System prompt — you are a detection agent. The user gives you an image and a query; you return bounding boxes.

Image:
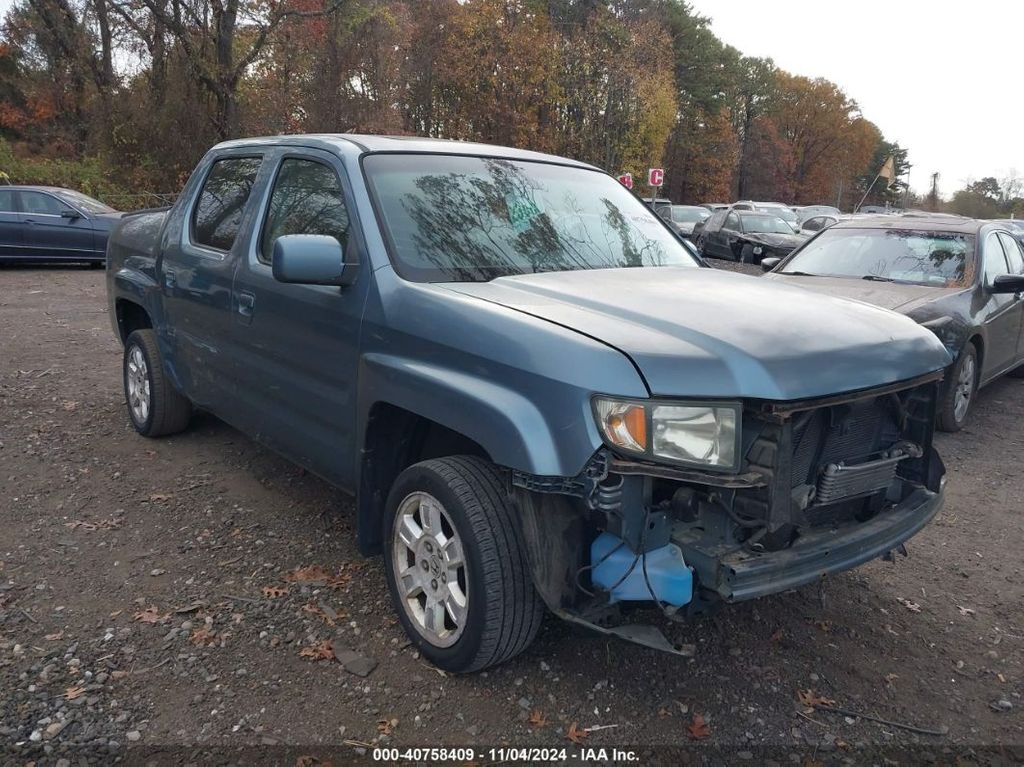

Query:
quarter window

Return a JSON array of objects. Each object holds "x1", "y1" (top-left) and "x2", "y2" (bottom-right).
[
  {"x1": 997, "y1": 232, "x2": 1024, "y2": 274},
  {"x1": 983, "y1": 233, "x2": 1010, "y2": 286},
  {"x1": 259, "y1": 159, "x2": 350, "y2": 264},
  {"x1": 192, "y1": 157, "x2": 262, "y2": 251},
  {"x1": 0, "y1": 190, "x2": 15, "y2": 213}
]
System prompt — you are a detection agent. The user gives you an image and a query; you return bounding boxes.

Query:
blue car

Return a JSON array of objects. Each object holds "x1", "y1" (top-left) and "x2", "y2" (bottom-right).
[{"x1": 0, "y1": 185, "x2": 123, "y2": 265}]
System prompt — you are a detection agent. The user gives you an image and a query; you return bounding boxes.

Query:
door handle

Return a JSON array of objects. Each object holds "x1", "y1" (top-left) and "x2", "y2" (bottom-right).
[
  {"x1": 164, "y1": 269, "x2": 177, "y2": 289},
  {"x1": 236, "y1": 291, "x2": 256, "y2": 326}
]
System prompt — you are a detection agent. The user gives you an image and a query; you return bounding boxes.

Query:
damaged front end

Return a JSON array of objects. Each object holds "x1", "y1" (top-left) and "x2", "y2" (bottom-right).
[{"x1": 511, "y1": 372, "x2": 946, "y2": 654}]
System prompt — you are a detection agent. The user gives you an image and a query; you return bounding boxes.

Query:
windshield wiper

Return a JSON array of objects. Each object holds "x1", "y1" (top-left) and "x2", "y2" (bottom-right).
[
  {"x1": 782, "y1": 270, "x2": 822, "y2": 277},
  {"x1": 861, "y1": 275, "x2": 895, "y2": 282}
]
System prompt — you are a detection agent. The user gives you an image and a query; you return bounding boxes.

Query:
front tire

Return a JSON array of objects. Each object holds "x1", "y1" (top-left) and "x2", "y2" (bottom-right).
[
  {"x1": 123, "y1": 329, "x2": 192, "y2": 437},
  {"x1": 383, "y1": 456, "x2": 544, "y2": 673},
  {"x1": 937, "y1": 343, "x2": 977, "y2": 432}
]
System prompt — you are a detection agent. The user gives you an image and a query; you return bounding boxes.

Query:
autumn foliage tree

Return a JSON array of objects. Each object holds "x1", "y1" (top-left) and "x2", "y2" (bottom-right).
[{"x1": 0, "y1": 0, "x2": 907, "y2": 208}]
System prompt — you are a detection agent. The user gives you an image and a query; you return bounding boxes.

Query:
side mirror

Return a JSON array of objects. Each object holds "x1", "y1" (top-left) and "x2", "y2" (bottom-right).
[
  {"x1": 272, "y1": 234, "x2": 356, "y2": 286},
  {"x1": 990, "y1": 273, "x2": 1024, "y2": 294},
  {"x1": 60, "y1": 209, "x2": 80, "y2": 220},
  {"x1": 760, "y1": 257, "x2": 781, "y2": 272}
]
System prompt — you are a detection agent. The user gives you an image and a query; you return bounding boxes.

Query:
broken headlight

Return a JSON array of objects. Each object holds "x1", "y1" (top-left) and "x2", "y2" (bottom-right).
[{"x1": 593, "y1": 397, "x2": 741, "y2": 471}]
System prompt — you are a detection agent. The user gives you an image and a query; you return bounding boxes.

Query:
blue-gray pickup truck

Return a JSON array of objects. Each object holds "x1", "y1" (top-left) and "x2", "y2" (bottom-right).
[{"x1": 107, "y1": 135, "x2": 951, "y2": 672}]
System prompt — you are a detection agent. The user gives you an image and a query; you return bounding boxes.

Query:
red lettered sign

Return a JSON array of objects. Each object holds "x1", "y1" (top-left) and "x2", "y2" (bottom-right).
[
  {"x1": 618, "y1": 173, "x2": 633, "y2": 189},
  {"x1": 648, "y1": 168, "x2": 665, "y2": 187}
]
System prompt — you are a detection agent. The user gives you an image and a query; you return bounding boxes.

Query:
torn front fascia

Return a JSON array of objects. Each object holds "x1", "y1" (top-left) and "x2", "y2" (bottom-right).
[{"x1": 511, "y1": 449, "x2": 767, "y2": 551}]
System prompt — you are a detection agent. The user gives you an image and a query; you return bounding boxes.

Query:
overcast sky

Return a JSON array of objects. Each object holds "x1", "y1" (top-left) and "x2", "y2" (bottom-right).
[{"x1": 686, "y1": 0, "x2": 1024, "y2": 197}]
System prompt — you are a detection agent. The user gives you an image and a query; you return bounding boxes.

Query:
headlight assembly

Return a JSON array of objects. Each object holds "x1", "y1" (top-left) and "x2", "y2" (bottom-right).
[{"x1": 593, "y1": 397, "x2": 741, "y2": 471}]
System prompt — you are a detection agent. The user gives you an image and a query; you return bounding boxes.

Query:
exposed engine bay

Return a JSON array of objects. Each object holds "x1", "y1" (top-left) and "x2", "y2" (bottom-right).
[{"x1": 512, "y1": 373, "x2": 946, "y2": 653}]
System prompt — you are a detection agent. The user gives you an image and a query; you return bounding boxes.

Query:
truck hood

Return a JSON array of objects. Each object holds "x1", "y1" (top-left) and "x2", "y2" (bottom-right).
[
  {"x1": 441, "y1": 267, "x2": 951, "y2": 401},
  {"x1": 764, "y1": 273, "x2": 962, "y2": 313}
]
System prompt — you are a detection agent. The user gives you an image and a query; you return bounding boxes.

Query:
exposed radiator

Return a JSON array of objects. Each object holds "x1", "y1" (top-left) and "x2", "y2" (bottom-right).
[{"x1": 815, "y1": 448, "x2": 915, "y2": 505}]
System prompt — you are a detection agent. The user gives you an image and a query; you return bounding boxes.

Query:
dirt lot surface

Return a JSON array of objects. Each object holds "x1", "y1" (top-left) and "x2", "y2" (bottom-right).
[{"x1": 2, "y1": 265, "x2": 1022, "y2": 763}]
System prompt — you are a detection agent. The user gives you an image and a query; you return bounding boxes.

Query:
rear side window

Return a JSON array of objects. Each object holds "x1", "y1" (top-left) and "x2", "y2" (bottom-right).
[
  {"x1": 192, "y1": 157, "x2": 262, "y2": 251},
  {"x1": 0, "y1": 189, "x2": 15, "y2": 213},
  {"x1": 259, "y1": 158, "x2": 350, "y2": 264}
]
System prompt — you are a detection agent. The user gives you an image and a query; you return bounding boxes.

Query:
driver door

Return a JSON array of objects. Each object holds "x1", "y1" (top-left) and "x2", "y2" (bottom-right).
[
  {"x1": 978, "y1": 232, "x2": 1024, "y2": 381},
  {"x1": 17, "y1": 190, "x2": 95, "y2": 261}
]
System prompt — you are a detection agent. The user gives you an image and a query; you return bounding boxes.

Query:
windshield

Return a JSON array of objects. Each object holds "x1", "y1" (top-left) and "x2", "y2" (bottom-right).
[
  {"x1": 364, "y1": 154, "x2": 700, "y2": 281},
  {"x1": 743, "y1": 215, "x2": 794, "y2": 234},
  {"x1": 781, "y1": 228, "x2": 975, "y2": 287},
  {"x1": 670, "y1": 206, "x2": 710, "y2": 223},
  {"x1": 54, "y1": 189, "x2": 114, "y2": 214}
]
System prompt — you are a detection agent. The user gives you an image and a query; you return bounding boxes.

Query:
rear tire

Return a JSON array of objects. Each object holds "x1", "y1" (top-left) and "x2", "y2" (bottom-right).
[
  {"x1": 383, "y1": 456, "x2": 544, "y2": 673},
  {"x1": 123, "y1": 329, "x2": 192, "y2": 437},
  {"x1": 937, "y1": 343, "x2": 977, "y2": 432}
]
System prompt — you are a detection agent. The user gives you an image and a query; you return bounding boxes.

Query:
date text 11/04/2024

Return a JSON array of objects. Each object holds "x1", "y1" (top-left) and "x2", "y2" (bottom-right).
[{"x1": 372, "y1": 747, "x2": 639, "y2": 762}]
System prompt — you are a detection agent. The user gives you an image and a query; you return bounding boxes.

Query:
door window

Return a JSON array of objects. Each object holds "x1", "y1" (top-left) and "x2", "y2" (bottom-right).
[
  {"x1": 997, "y1": 231, "x2": 1024, "y2": 274},
  {"x1": 983, "y1": 232, "x2": 1010, "y2": 287},
  {"x1": 259, "y1": 158, "x2": 350, "y2": 264},
  {"x1": 20, "y1": 191, "x2": 69, "y2": 216},
  {"x1": 191, "y1": 156, "x2": 262, "y2": 251},
  {"x1": 724, "y1": 212, "x2": 740, "y2": 231},
  {"x1": 0, "y1": 189, "x2": 15, "y2": 213}
]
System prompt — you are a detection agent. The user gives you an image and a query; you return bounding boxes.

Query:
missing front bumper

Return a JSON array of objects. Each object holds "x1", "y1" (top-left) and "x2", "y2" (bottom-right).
[{"x1": 707, "y1": 486, "x2": 943, "y2": 602}]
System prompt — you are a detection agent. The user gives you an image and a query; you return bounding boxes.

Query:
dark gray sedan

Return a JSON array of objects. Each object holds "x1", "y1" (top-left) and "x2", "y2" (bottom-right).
[
  {"x1": 763, "y1": 215, "x2": 1024, "y2": 431},
  {"x1": 0, "y1": 186, "x2": 122, "y2": 265}
]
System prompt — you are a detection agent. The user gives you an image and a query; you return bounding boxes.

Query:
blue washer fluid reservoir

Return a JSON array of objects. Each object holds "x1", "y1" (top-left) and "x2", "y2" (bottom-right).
[{"x1": 590, "y1": 531, "x2": 693, "y2": 607}]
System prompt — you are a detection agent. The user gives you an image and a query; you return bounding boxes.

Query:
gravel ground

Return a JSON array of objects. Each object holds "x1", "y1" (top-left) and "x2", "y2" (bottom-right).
[{"x1": 1, "y1": 264, "x2": 1022, "y2": 763}]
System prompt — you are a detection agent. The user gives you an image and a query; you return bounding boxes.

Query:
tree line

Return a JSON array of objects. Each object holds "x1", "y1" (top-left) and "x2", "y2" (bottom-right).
[{"x1": 0, "y1": 0, "x2": 908, "y2": 209}]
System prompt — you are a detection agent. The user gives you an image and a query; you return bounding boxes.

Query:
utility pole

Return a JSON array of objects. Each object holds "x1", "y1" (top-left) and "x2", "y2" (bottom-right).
[{"x1": 927, "y1": 172, "x2": 939, "y2": 211}]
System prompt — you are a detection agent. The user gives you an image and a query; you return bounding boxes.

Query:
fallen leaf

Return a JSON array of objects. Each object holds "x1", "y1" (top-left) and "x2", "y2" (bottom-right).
[
  {"x1": 896, "y1": 597, "x2": 921, "y2": 613},
  {"x1": 44, "y1": 631, "x2": 64, "y2": 641},
  {"x1": 957, "y1": 605, "x2": 976, "y2": 617},
  {"x1": 133, "y1": 606, "x2": 169, "y2": 625},
  {"x1": 64, "y1": 686, "x2": 86, "y2": 700},
  {"x1": 284, "y1": 565, "x2": 350, "y2": 588},
  {"x1": 657, "y1": 707, "x2": 671, "y2": 718},
  {"x1": 686, "y1": 714, "x2": 711, "y2": 739},
  {"x1": 262, "y1": 586, "x2": 289, "y2": 599},
  {"x1": 149, "y1": 493, "x2": 173, "y2": 502},
  {"x1": 797, "y1": 689, "x2": 836, "y2": 708},
  {"x1": 566, "y1": 721, "x2": 588, "y2": 744},
  {"x1": 302, "y1": 602, "x2": 336, "y2": 626},
  {"x1": 770, "y1": 628, "x2": 784, "y2": 643},
  {"x1": 528, "y1": 709, "x2": 548, "y2": 728},
  {"x1": 299, "y1": 640, "x2": 336, "y2": 662},
  {"x1": 190, "y1": 627, "x2": 219, "y2": 647},
  {"x1": 376, "y1": 718, "x2": 393, "y2": 736}
]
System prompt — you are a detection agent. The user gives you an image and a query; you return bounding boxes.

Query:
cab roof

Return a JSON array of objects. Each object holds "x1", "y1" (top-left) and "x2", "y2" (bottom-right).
[{"x1": 213, "y1": 133, "x2": 601, "y2": 171}]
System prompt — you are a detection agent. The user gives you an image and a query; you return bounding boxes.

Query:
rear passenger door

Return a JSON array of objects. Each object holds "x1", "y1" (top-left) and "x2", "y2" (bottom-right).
[
  {"x1": 227, "y1": 150, "x2": 368, "y2": 487},
  {"x1": 159, "y1": 152, "x2": 266, "y2": 407}
]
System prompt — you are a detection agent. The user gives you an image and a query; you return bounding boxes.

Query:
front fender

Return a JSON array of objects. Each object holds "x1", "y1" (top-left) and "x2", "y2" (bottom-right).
[{"x1": 357, "y1": 353, "x2": 596, "y2": 477}]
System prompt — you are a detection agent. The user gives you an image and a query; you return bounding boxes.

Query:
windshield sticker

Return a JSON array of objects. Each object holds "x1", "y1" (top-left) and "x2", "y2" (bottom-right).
[{"x1": 505, "y1": 193, "x2": 544, "y2": 234}]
